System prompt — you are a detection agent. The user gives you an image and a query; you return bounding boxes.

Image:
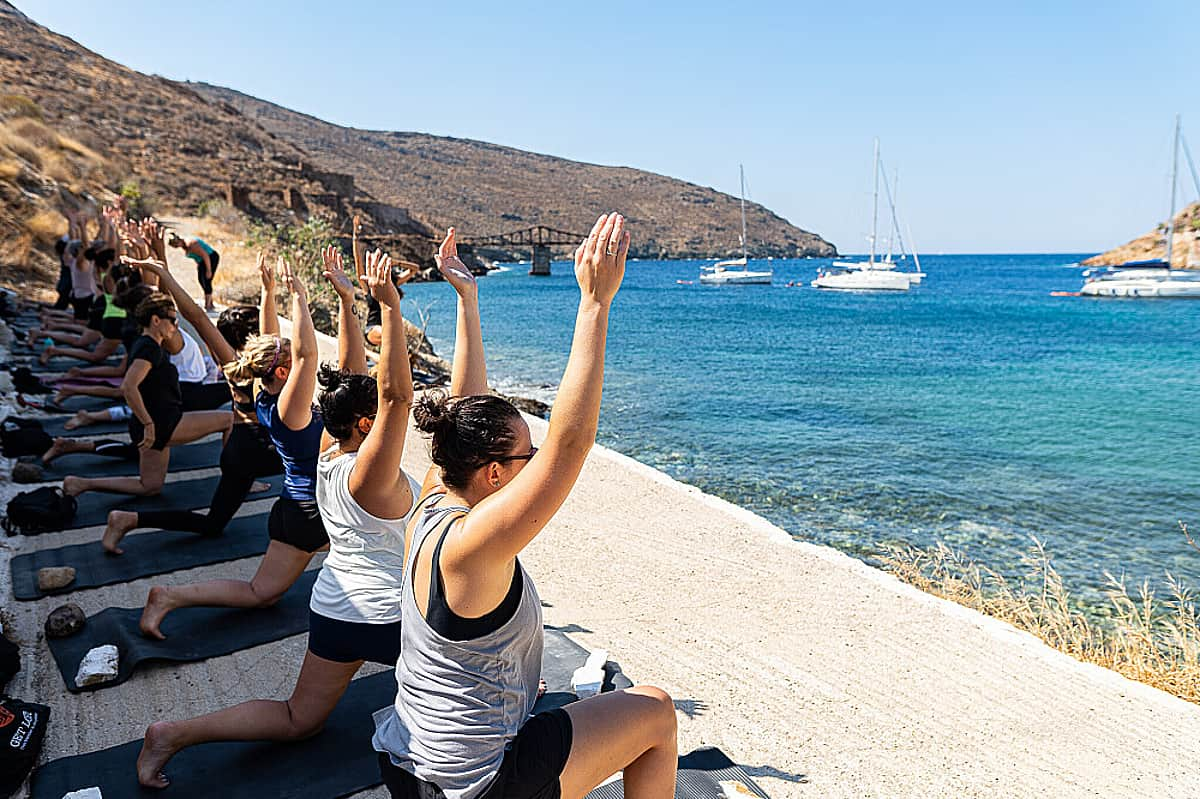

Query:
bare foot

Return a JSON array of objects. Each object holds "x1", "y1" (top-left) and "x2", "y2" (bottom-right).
[
  {"x1": 24, "y1": 328, "x2": 41, "y2": 347},
  {"x1": 38, "y1": 349, "x2": 52, "y2": 366},
  {"x1": 136, "y1": 721, "x2": 180, "y2": 788},
  {"x1": 53, "y1": 389, "x2": 73, "y2": 404},
  {"x1": 140, "y1": 586, "x2": 174, "y2": 640},
  {"x1": 250, "y1": 480, "x2": 270, "y2": 493},
  {"x1": 61, "y1": 475, "x2": 85, "y2": 497},
  {"x1": 62, "y1": 411, "x2": 90, "y2": 431},
  {"x1": 102, "y1": 510, "x2": 138, "y2": 555},
  {"x1": 42, "y1": 437, "x2": 72, "y2": 464}
]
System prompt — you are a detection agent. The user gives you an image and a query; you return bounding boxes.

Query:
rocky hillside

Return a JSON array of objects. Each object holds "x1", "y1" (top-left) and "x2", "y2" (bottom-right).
[
  {"x1": 1083, "y1": 201, "x2": 1200, "y2": 268},
  {"x1": 188, "y1": 82, "x2": 836, "y2": 260}
]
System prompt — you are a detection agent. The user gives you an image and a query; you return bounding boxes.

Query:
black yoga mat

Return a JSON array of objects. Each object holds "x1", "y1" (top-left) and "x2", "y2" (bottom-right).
[
  {"x1": 590, "y1": 748, "x2": 774, "y2": 799},
  {"x1": 31, "y1": 628, "x2": 626, "y2": 798},
  {"x1": 25, "y1": 355, "x2": 125, "y2": 373},
  {"x1": 68, "y1": 474, "x2": 281, "y2": 529},
  {"x1": 37, "y1": 439, "x2": 224, "y2": 481},
  {"x1": 11, "y1": 512, "x2": 269, "y2": 600},
  {"x1": 48, "y1": 568, "x2": 319, "y2": 693},
  {"x1": 42, "y1": 414, "x2": 129, "y2": 437}
]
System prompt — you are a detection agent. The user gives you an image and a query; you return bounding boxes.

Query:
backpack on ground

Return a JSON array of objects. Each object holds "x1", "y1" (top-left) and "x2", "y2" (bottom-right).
[
  {"x1": 0, "y1": 417, "x2": 52, "y2": 458},
  {"x1": 9, "y1": 367, "x2": 50, "y2": 395},
  {"x1": 0, "y1": 696, "x2": 49, "y2": 799},
  {"x1": 2, "y1": 487, "x2": 77, "y2": 536}
]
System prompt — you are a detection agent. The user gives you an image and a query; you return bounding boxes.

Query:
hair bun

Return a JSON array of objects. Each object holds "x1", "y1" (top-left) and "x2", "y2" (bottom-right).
[{"x1": 413, "y1": 390, "x2": 454, "y2": 434}]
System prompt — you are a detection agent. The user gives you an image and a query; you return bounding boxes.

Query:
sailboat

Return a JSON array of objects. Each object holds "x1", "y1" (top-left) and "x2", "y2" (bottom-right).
[
  {"x1": 699, "y1": 165, "x2": 773, "y2": 285},
  {"x1": 814, "y1": 139, "x2": 924, "y2": 291},
  {"x1": 1080, "y1": 115, "x2": 1200, "y2": 298}
]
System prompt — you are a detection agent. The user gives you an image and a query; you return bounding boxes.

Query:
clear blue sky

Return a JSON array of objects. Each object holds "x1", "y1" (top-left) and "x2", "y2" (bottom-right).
[{"x1": 14, "y1": 0, "x2": 1200, "y2": 253}]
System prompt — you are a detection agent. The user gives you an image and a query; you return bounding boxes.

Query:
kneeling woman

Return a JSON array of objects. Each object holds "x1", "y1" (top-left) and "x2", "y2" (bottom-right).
[
  {"x1": 374, "y1": 217, "x2": 678, "y2": 799},
  {"x1": 135, "y1": 257, "x2": 329, "y2": 641},
  {"x1": 60, "y1": 292, "x2": 232, "y2": 499},
  {"x1": 136, "y1": 249, "x2": 421, "y2": 788}
]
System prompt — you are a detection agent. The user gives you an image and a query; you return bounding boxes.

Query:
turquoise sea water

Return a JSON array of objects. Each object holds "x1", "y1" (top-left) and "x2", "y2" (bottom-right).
[{"x1": 402, "y1": 255, "x2": 1200, "y2": 606}]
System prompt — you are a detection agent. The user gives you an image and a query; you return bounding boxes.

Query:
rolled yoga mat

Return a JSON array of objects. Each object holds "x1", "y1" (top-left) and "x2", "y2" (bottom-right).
[
  {"x1": 31, "y1": 628, "x2": 632, "y2": 798},
  {"x1": 11, "y1": 512, "x2": 270, "y2": 601},
  {"x1": 66, "y1": 473, "x2": 279, "y2": 529},
  {"x1": 48, "y1": 568, "x2": 319, "y2": 693},
  {"x1": 37, "y1": 439, "x2": 224, "y2": 481}
]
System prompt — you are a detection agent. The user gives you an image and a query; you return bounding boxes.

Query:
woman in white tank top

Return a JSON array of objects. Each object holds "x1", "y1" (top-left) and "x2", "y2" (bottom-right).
[{"x1": 136, "y1": 247, "x2": 418, "y2": 788}]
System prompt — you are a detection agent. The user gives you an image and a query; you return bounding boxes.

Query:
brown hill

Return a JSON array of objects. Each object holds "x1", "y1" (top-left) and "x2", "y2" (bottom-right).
[
  {"x1": 188, "y1": 82, "x2": 836, "y2": 260},
  {"x1": 1082, "y1": 201, "x2": 1200, "y2": 268}
]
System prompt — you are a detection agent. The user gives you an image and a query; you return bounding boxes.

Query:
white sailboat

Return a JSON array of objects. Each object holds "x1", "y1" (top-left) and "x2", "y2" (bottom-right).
[
  {"x1": 1081, "y1": 115, "x2": 1200, "y2": 299},
  {"x1": 814, "y1": 139, "x2": 923, "y2": 291},
  {"x1": 699, "y1": 165, "x2": 773, "y2": 285}
]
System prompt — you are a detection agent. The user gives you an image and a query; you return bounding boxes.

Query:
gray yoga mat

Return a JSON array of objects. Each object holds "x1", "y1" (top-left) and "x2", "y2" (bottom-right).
[
  {"x1": 67, "y1": 473, "x2": 279, "y2": 529},
  {"x1": 37, "y1": 439, "x2": 224, "y2": 480},
  {"x1": 31, "y1": 628, "x2": 631, "y2": 798},
  {"x1": 590, "y1": 748, "x2": 774, "y2": 799},
  {"x1": 48, "y1": 568, "x2": 319, "y2": 693},
  {"x1": 11, "y1": 512, "x2": 270, "y2": 600}
]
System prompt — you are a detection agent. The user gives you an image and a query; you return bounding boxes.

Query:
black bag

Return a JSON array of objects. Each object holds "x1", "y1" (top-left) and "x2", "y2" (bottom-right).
[
  {"x1": 2, "y1": 487, "x2": 77, "y2": 536},
  {"x1": 9, "y1": 367, "x2": 50, "y2": 395},
  {"x1": 0, "y1": 635, "x2": 17, "y2": 693},
  {"x1": 0, "y1": 417, "x2": 51, "y2": 458},
  {"x1": 0, "y1": 697, "x2": 49, "y2": 799}
]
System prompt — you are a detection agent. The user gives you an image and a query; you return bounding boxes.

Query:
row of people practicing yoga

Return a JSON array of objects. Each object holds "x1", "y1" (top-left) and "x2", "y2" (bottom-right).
[{"x1": 36, "y1": 209, "x2": 679, "y2": 799}]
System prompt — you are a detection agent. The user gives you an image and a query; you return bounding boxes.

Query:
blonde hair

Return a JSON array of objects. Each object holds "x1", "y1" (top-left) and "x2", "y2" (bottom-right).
[{"x1": 222, "y1": 334, "x2": 290, "y2": 384}]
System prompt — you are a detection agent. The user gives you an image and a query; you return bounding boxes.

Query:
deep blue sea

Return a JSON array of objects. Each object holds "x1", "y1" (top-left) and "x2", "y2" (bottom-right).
[{"x1": 402, "y1": 255, "x2": 1200, "y2": 606}]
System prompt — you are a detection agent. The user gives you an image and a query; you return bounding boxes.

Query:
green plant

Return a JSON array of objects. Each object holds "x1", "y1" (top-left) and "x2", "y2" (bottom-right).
[
  {"x1": 245, "y1": 217, "x2": 341, "y2": 333},
  {"x1": 119, "y1": 179, "x2": 154, "y2": 218}
]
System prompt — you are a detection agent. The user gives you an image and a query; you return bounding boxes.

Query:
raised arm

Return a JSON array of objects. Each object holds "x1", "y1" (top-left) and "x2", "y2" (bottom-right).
[
  {"x1": 454, "y1": 213, "x2": 627, "y2": 564},
  {"x1": 321, "y1": 244, "x2": 367, "y2": 374},
  {"x1": 349, "y1": 248, "x2": 415, "y2": 518},
  {"x1": 352, "y1": 214, "x2": 364, "y2": 276},
  {"x1": 129, "y1": 257, "x2": 236, "y2": 365},
  {"x1": 438, "y1": 228, "x2": 487, "y2": 396},
  {"x1": 276, "y1": 257, "x2": 317, "y2": 431},
  {"x1": 257, "y1": 252, "x2": 280, "y2": 336}
]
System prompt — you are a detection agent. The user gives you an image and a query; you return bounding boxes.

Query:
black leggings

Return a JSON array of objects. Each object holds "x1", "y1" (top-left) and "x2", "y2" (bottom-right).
[
  {"x1": 197, "y1": 251, "x2": 220, "y2": 296},
  {"x1": 137, "y1": 424, "x2": 282, "y2": 537}
]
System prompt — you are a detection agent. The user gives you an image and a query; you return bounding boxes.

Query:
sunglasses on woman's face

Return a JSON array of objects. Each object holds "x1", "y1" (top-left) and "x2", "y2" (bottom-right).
[
  {"x1": 162, "y1": 315, "x2": 178, "y2": 327},
  {"x1": 495, "y1": 446, "x2": 538, "y2": 464}
]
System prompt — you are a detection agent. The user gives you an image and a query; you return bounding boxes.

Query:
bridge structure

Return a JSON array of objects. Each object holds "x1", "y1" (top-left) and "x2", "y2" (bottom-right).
[{"x1": 466, "y1": 225, "x2": 586, "y2": 276}]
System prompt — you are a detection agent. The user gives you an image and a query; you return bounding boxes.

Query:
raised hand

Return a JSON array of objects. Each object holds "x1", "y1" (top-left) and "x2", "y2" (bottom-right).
[
  {"x1": 278, "y1": 256, "x2": 307, "y2": 302},
  {"x1": 435, "y1": 227, "x2": 477, "y2": 299},
  {"x1": 392, "y1": 260, "x2": 418, "y2": 288},
  {"x1": 320, "y1": 244, "x2": 356, "y2": 301},
  {"x1": 365, "y1": 248, "x2": 400, "y2": 308},
  {"x1": 257, "y1": 251, "x2": 275, "y2": 293},
  {"x1": 574, "y1": 212, "x2": 628, "y2": 307}
]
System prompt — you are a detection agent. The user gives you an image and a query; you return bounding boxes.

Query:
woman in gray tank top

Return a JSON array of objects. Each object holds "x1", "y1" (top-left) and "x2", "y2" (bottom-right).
[{"x1": 373, "y1": 218, "x2": 678, "y2": 799}]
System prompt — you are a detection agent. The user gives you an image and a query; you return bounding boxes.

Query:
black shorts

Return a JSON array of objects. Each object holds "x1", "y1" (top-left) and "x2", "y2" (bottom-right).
[
  {"x1": 100, "y1": 317, "x2": 124, "y2": 341},
  {"x1": 377, "y1": 709, "x2": 573, "y2": 799},
  {"x1": 268, "y1": 496, "x2": 328, "y2": 552},
  {"x1": 128, "y1": 409, "x2": 183, "y2": 451},
  {"x1": 307, "y1": 609, "x2": 401, "y2": 666},
  {"x1": 180, "y1": 380, "x2": 231, "y2": 411},
  {"x1": 86, "y1": 301, "x2": 105, "y2": 332},
  {"x1": 70, "y1": 294, "x2": 93, "y2": 321}
]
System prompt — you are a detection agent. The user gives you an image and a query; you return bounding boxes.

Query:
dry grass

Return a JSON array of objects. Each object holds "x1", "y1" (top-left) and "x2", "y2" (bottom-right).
[
  {"x1": 0, "y1": 126, "x2": 42, "y2": 169},
  {"x1": 881, "y1": 529, "x2": 1200, "y2": 704},
  {"x1": 0, "y1": 94, "x2": 42, "y2": 121},
  {"x1": 0, "y1": 158, "x2": 20, "y2": 180},
  {"x1": 25, "y1": 208, "x2": 64, "y2": 244}
]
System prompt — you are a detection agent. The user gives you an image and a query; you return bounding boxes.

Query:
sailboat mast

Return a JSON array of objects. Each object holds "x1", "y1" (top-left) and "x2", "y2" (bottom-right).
[
  {"x1": 739, "y1": 163, "x2": 748, "y2": 262},
  {"x1": 1166, "y1": 115, "x2": 1180, "y2": 268},
  {"x1": 870, "y1": 138, "x2": 880, "y2": 265}
]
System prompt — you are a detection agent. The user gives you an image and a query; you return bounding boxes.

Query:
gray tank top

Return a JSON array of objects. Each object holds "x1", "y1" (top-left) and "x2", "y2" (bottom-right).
[{"x1": 371, "y1": 501, "x2": 543, "y2": 799}]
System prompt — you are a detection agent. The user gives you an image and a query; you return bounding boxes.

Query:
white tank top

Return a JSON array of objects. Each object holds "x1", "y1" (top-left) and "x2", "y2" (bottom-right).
[
  {"x1": 311, "y1": 449, "x2": 419, "y2": 623},
  {"x1": 169, "y1": 330, "x2": 210, "y2": 383}
]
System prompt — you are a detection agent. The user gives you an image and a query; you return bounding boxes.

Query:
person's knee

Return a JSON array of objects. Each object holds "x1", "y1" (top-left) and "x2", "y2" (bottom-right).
[
  {"x1": 140, "y1": 478, "x2": 164, "y2": 496},
  {"x1": 250, "y1": 581, "x2": 287, "y2": 607},
  {"x1": 630, "y1": 685, "x2": 677, "y2": 738},
  {"x1": 282, "y1": 701, "x2": 325, "y2": 740}
]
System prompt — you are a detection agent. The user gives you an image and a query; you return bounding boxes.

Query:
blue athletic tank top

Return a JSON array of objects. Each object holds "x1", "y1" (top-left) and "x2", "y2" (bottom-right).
[
  {"x1": 185, "y1": 239, "x2": 216, "y2": 265},
  {"x1": 255, "y1": 390, "x2": 322, "y2": 501}
]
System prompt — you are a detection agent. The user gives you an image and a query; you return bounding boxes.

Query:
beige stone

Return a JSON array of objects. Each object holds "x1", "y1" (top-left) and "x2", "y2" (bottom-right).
[{"x1": 37, "y1": 566, "x2": 76, "y2": 592}]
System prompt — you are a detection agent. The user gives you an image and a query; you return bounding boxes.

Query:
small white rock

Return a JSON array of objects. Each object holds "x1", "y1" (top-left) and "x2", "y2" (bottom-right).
[
  {"x1": 62, "y1": 789, "x2": 103, "y2": 799},
  {"x1": 74, "y1": 644, "x2": 119, "y2": 687}
]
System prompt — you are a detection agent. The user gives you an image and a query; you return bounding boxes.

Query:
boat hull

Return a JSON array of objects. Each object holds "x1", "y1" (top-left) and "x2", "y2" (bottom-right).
[
  {"x1": 811, "y1": 271, "x2": 911, "y2": 291},
  {"x1": 698, "y1": 271, "x2": 773, "y2": 285},
  {"x1": 1080, "y1": 278, "x2": 1200, "y2": 298}
]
